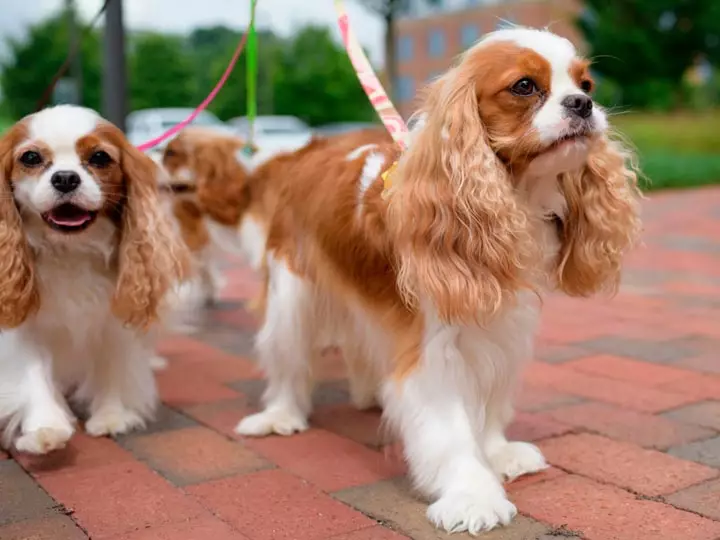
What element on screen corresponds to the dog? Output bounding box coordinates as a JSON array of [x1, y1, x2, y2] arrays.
[[236, 28, 641, 534], [0, 105, 189, 454]]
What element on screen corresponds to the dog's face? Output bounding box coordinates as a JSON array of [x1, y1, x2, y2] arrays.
[[0, 105, 190, 329], [6, 106, 134, 248]]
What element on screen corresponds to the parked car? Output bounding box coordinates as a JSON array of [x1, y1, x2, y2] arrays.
[[313, 121, 380, 137], [227, 115, 313, 153], [126, 108, 235, 150]]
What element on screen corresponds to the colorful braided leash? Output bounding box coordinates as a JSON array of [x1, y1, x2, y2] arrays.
[[333, 0, 408, 194]]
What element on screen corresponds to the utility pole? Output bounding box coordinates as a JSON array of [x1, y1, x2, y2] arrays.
[[66, 0, 83, 104], [102, 0, 127, 131]]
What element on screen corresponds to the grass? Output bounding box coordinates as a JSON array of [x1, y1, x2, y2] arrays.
[[611, 110, 720, 190]]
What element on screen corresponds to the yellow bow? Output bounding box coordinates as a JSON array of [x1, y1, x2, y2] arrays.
[[381, 161, 398, 199]]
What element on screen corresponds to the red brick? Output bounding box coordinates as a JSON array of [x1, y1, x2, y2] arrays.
[[524, 362, 699, 412], [330, 526, 410, 539], [243, 428, 404, 491], [106, 516, 250, 540], [678, 353, 720, 375], [0, 515, 87, 540], [506, 466, 566, 494], [540, 433, 719, 497], [664, 401, 720, 431], [311, 404, 385, 447], [187, 469, 374, 540], [157, 336, 209, 360], [181, 398, 252, 439], [14, 431, 133, 477], [514, 474, 720, 540], [38, 461, 204, 539], [659, 372, 720, 400], [666, 477, 720, 521], [514, 383, 583, 412], [505, 411, 573, 442], [547, 402, 714, 449], [156, 367, 241, 407], [564, 355, 695, 387], [123, 426, 269, 486]]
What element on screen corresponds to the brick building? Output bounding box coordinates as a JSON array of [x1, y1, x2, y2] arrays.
[[394, 0, 584, 117]]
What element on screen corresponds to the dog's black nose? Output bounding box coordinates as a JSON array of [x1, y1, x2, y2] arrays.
[[50, 171, 81, 194], [562, 94, 593, 119]]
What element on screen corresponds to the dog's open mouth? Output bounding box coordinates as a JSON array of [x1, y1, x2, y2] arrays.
[[42, 203, 98, 233]]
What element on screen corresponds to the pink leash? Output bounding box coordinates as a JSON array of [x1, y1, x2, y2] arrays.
[[136, 3, 256, 152]]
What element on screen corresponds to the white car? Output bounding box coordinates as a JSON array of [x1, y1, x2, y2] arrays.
[[228, 115, 313, 154], [126, 108, 236, 151]]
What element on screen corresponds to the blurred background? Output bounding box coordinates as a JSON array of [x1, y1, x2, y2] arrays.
[[0, 0, 719, 190]]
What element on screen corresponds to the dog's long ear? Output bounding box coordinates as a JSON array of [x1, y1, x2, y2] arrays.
[[557, 135, 642, 296], [195, 139, 251, 225], [0, 124, 39, 327], [386, 68, 535, 324], [111, 128, 191, 331]]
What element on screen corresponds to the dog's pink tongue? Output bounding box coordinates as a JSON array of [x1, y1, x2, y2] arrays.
[[50, 210, 91, 226]]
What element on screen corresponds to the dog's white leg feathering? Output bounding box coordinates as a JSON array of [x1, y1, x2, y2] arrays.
[[383, 320, 517, 535], [236, 255, 314, 436], [84, 325, 157, 437], [482, 392, 548, 482], [6, 336, 76, 454]]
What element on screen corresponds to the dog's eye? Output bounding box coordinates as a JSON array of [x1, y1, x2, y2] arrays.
[[19, 150, 43, 167], [88, 150, 112, 168], [164, 149, 176, 158], [510, 78, 539, 97], [580, 80, 593, 93]]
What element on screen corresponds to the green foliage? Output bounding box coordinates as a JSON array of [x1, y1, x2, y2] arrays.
[[578, 0, 720, 109], [0, 10, 102, 119], [613, 110, 720, 190], [128, 32, 196, 111], [273, 26, 374, 126]]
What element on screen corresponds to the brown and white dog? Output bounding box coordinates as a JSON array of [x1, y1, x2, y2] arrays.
[[0, 105, 189, 454], [236, 28, 641, 534], [159, 128, 256, 305], [159, 127, 390, 307]]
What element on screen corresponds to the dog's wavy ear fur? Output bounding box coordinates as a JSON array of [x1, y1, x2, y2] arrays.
[[0, 122, 39, 327]]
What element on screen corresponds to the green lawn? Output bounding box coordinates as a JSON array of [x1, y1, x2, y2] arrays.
[[612, 110, 720, 190]]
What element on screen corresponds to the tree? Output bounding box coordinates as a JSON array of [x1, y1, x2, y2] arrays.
[[353, 0, 440, 99], [273, 26, 374, 126], [578, 0, 720, 108], [0, 11, 102, 119], [188, 26, 243, 105], [203, 28, 282, 120], [128, 32, 196, 111]]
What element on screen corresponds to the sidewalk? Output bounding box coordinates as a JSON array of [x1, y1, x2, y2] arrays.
[[2, 187, 719, 540]]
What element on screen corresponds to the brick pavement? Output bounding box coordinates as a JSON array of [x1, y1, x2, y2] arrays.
[[1, 187, 719, 540]]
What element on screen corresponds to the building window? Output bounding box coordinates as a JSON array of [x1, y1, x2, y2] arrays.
[[396, 76, 415, 102], [461, 24, 479, 48], [428, 29, 446, 58], [397, 35, 414, 62]]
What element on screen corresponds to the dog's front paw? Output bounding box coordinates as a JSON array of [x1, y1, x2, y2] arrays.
[[15, 426, 74, 455], [488, 441, 548, 482], [427, 487, 517, 535], [235, 408, 308, 437], [86, 408, 146, 437]]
